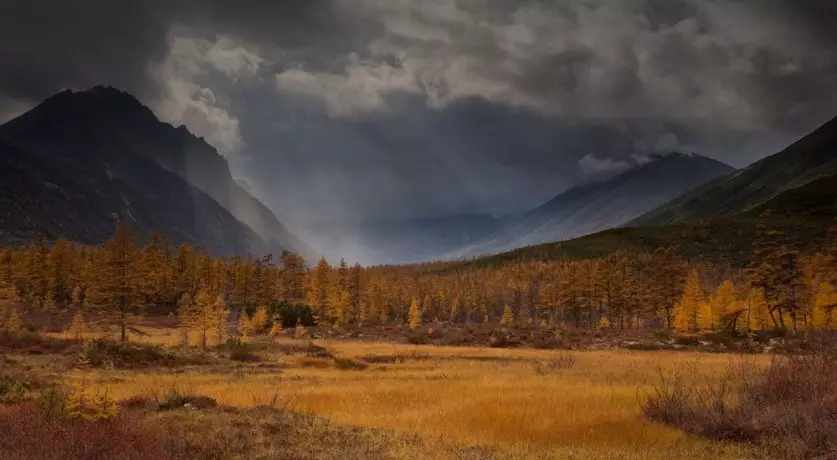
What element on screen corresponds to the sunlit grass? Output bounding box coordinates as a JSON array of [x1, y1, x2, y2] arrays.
[[62, 331, 769, 459]]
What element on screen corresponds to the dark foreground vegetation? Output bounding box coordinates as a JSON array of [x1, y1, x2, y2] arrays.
[[644, 333, 837, 459]]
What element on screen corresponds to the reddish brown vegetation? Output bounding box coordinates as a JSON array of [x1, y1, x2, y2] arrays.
[[0, 403, 219, 460], [643, 333, 837, 458]]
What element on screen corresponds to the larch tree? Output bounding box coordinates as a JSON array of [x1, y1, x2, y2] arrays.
[[813, 283, 837, 330], [237, 310, 254, 341], [183, 289, 227, 349], [408, 299, 422, 329], [250, 305, 269, 333], [86, 223, 143, 342], [711, 280, 736, 330], [500, 304, 514, 326], [68, 309, 86, 340], [6, 306, 21, 337], [674, 270, 705, 333], [309, 257, 331, 322]]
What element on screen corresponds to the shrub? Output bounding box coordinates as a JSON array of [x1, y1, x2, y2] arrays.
[[333, 357, 368, 371], [77, 339, 211, 369], [156, 388, 218, 411], [489, 330, 508, 348], [0, 332, 78, 354], [532, 352, 576, 375], [0, 402, 218, 459], [643, 340, 837, 458], [221, 339, 260, 362]]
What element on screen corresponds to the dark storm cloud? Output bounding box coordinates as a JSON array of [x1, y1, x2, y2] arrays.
[[0, 0, 366, 104], [2, 0, 837, 230]]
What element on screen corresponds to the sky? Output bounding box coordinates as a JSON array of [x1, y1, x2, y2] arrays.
[[2, 0, 837, 225]]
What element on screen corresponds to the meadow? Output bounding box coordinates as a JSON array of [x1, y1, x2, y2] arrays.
[[0, 325, 775, 460]]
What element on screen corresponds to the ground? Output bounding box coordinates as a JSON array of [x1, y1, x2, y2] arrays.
[[0, 324, 774, 459]]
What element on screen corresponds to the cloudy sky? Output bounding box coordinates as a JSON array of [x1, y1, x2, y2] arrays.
[[2, 0, 837, 224]]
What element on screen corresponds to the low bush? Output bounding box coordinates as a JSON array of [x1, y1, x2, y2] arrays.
[[488, 330, 508, 348], [155, 388, 218, 411], [532, 352, 576, 375], [333, 357, 368, 371], [0, 332, 79, 354], [643, 337, 837, 458], [77, 339, 213, 369], [219, 339, 260, 362], [0, 402, 217, 459]]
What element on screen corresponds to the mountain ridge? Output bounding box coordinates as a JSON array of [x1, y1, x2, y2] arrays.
[[631, 115, 837, 226], [0, 86, 309, 257], [449, 152, 734, 258]]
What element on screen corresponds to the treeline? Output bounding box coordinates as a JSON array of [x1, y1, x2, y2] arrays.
[[1, 222, 837, 341]]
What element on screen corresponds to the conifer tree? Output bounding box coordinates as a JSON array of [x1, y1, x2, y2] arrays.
[[250, 305, 269, 333], [182, 290, 228, 349], [748, 288, 771, 332], [215, 307, 230, 345], [6, 306, 21, 337], [674, 270, 704, 333], [68, 310, 86, 340], [408, 299, 422, 329], [237, 310, 254, 341], [711, 280, 736, 330], [500, 304, 514, 326], [597, 316, 611, 329], [86, 223, 142, 341], [71, 285, 84, 310], [697, 300, 714, 333], [813, 283, 837, 330]]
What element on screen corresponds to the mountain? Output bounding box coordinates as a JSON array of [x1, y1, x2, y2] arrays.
[[632, 115, 837, 226], [456, 119, 837, 270], [451, 153, 734, 258], [0, 86, 308, 256], [298, 213, 506, 265]]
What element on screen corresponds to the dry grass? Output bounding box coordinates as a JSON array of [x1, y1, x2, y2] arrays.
[[29, 331, 772, 460]]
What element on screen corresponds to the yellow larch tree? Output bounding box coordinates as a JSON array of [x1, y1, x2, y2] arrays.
[[500, 304, 514, 326], [711, 280, 736, 330], [747, 287, 771, 332], [237, 310, 254, 341], [6, 306, 21, 337], [813, 282, 837, 330], [250, 305, 269, 334], [68, 309, 86, 340], [674, 270, 704, 333], [408, 298, 422, 329], [182, 289, 228, 349], [597, 315, 611, 329], [86, 223, 143, 342]]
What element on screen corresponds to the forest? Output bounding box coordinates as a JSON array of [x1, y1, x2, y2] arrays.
[[2, 220, 836, 344]]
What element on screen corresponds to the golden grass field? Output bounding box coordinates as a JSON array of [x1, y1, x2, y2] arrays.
[[42, 326, 773, 460]]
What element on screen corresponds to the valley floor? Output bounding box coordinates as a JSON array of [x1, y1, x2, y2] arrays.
[[0, 327, 772, 460]]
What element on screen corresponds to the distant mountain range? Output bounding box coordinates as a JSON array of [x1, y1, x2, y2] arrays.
[[0, 86, 310, 257], [466, 116, 837, 268], [449, 153, 734, 258]]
